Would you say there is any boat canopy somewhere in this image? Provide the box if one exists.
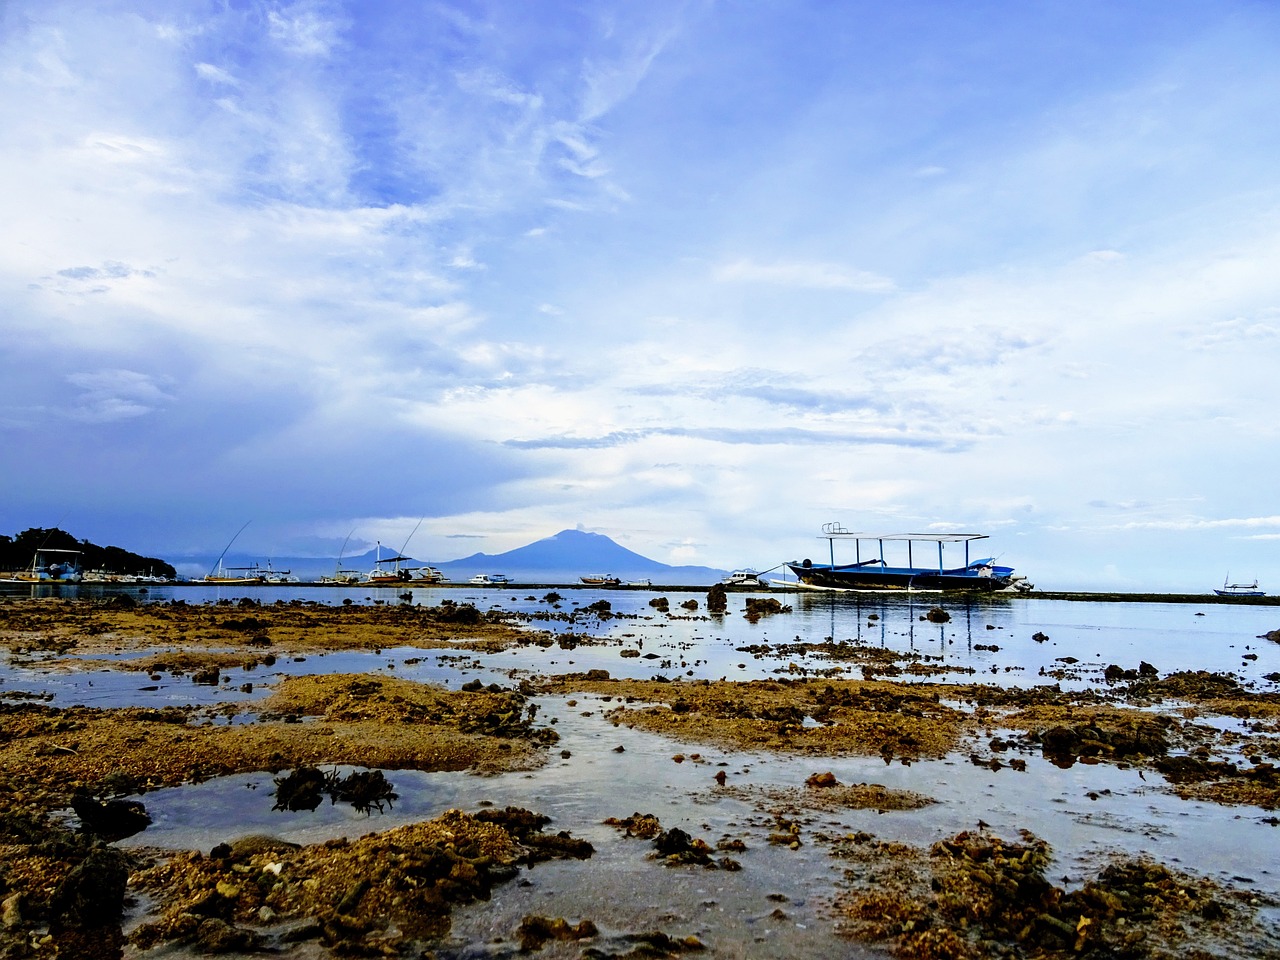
[818,523,989,544]
[810,523,994,573]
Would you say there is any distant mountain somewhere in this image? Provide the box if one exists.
[171,529,728,585]
[428,529,726,585]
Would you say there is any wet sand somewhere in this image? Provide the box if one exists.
[1,596,1278,958]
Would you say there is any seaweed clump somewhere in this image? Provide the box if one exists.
[835,829,1268,959]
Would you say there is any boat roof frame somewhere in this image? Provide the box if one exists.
[818,528,989,544]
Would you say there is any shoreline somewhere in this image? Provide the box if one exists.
[5,579,1279,605]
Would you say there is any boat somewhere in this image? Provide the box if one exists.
[1214,577,1266,597]
[0,548,84,584]
[365,540,417,584]
[784,523,1025,593]
[365,520,430,585]
[413,566,448,583]
[203,522,263,584]
[469,574,511,585]
[627,578,652,587]
[720,570,768,588]
[320,530,363,584]
[579,574,622,586]
[203,561,265,585]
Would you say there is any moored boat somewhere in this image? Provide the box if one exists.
[203,560,265,585]
[785,523,1026,593]
[579,574,621,586]
[1214,577,1266,597]
[0,548,84,584]
[720,569,768,588]
[365,541,415,584]
[469,573,511,585]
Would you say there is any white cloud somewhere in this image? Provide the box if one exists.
[267,4,343,57]
[194,62,238,86]
[712,259,895,292]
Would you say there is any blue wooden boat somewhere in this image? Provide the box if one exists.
[785,523,1029,593]
[1213,577,1265,597]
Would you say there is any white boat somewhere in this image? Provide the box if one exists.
[1214,577,1266,597]
[469,573,511,585]
[413,566,448,583]
[720,570,767,588]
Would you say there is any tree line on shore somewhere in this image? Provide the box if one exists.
[0,527,176,579]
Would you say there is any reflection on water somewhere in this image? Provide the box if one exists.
[4,588,1279,709]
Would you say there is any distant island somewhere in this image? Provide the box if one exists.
[0,528,176,580]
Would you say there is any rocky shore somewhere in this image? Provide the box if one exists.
[0,596,1277,958]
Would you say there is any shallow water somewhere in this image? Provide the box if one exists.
[5,590,1278,708]
[118,692,1280,957]
[6,587,1280,956]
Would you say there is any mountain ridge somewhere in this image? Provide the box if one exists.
[171,528,730,584]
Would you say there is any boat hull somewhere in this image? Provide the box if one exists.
[785,561,1014,592]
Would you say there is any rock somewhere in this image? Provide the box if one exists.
[1039,726,1082,760]
[193,917,263,954]
[706,584,728,614]
[2,893,23,929]
[50,847,130,930]
[70,792,151,841]
[1032,631,1049,642]
[925,607,950,623]
[805,772,839,788]
[516,915,598,951]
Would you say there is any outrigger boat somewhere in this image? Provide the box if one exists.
[413,566,447,584]
[579,574,621,586]
[365,542,415,584]
[1214,576,1266,597]
[204,522,263,584]
[203,560,265,585]
[0,548,84,584]
[784,523,1029,593]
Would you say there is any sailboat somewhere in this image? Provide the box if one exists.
[319,529,362,585]
[203,522,263,584]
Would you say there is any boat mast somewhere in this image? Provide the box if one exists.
[209,521,252,579]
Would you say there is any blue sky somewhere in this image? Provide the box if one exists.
[2,0,1279,591]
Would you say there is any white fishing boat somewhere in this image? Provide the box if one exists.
[469,573,511,585]
[720,569,768,588]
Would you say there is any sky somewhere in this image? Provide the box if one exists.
[2,0,1279,592]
